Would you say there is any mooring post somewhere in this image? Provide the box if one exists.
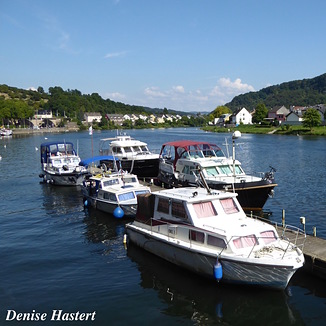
[282,209,285,227]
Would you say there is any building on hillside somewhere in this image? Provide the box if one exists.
[230,108,252,125]
[34,110,53,119]
[106,114,124,126]
[84,112,102,124]
[268,106,290,123]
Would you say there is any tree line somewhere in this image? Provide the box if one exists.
[0,84,206,128]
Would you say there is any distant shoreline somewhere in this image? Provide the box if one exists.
[11,127,79,136]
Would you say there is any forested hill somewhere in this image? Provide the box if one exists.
[0,85,188,120]
[225,73,326,111]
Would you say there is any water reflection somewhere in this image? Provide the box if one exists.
[40,183,83,216]
[127,244,305,326]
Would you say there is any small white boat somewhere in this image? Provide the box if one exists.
[0,128,13,136]
[125,181,305,290]
[99,132,159,178]
[39,141,89,186]
[81,170,151,218]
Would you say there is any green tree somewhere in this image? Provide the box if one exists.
[302,108,321,130]
[210,105,231,119]
[252,103,268,123]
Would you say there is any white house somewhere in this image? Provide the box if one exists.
[231,108,252,125]
[84,112,102,123]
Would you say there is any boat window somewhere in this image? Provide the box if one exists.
[124,147,133,153]
[207,235,227,248]
[214,149,225,158]
[182,165,190,175]
[220,198,240,214]
[189,150,203,159]
[189,230,205,243]
[135,190,150,196]
[123,177,137,184]
[260,230,277,244]
[180,151,190,159]
[103,179,120,187]
[171,201,187,219]
[104,192,117,201]
[193,201,217,218]
[112,147,123,154]
[205,167,219,176]
[233,235,258,249]
[132,146,141,153]
[219,165,233,175]
[49,144,58,154]
[234,165,243,174]
[140,145,148,152]
[157,198,169,214]
[118,192,135,201]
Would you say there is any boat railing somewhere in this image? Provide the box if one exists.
[246,213,306,250]
[145,217,305,260]
[146,219,228,250]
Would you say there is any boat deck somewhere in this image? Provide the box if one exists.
[139,178,326,281]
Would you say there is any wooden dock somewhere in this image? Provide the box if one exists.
[140,179,326,280]
[299,234,326,279]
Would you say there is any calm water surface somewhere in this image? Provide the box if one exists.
[1,128,326,325]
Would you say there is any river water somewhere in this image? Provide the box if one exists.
[1,128,326,325]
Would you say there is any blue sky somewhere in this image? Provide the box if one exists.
[1,0,326,112]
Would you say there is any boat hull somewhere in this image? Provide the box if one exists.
[41,171,87,186]
[83,195,137,218]
[208,180,277,211]
[117,158,159,178]
[126,225,297,290]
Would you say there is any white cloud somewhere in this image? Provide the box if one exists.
[111,77,255,112]
[144,87,166,98]
[106,92,125,101]
[209,77,255,105]
[104,51,127,59]
[172,85,185,93]
[211,77,254,96]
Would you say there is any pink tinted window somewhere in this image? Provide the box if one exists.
[220,198,239,214]
[233,235,258,249]
[260,230,277,244]
[193,201,217,218]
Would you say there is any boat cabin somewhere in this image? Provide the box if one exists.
[86,174,150,203]
[40,142,77,164]
[160,140,225,168]
[135,187,279,254]
[99,135,151,158]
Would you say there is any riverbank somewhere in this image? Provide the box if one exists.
[10,125,79,136]
[203,124,326,136]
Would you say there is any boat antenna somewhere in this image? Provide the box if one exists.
[231,131,241,191]
[224,137,230,158]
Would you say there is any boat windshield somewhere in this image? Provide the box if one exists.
[118,192,135,201]
[233,235,258,249]
[112,147,123,154]
[132,146,141,153]
[205,167,219,177]
[140,145,148,152]
[103,179,120,187]
[220,198,240,214]
[260,230,277,244]
[193,201,217,218]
